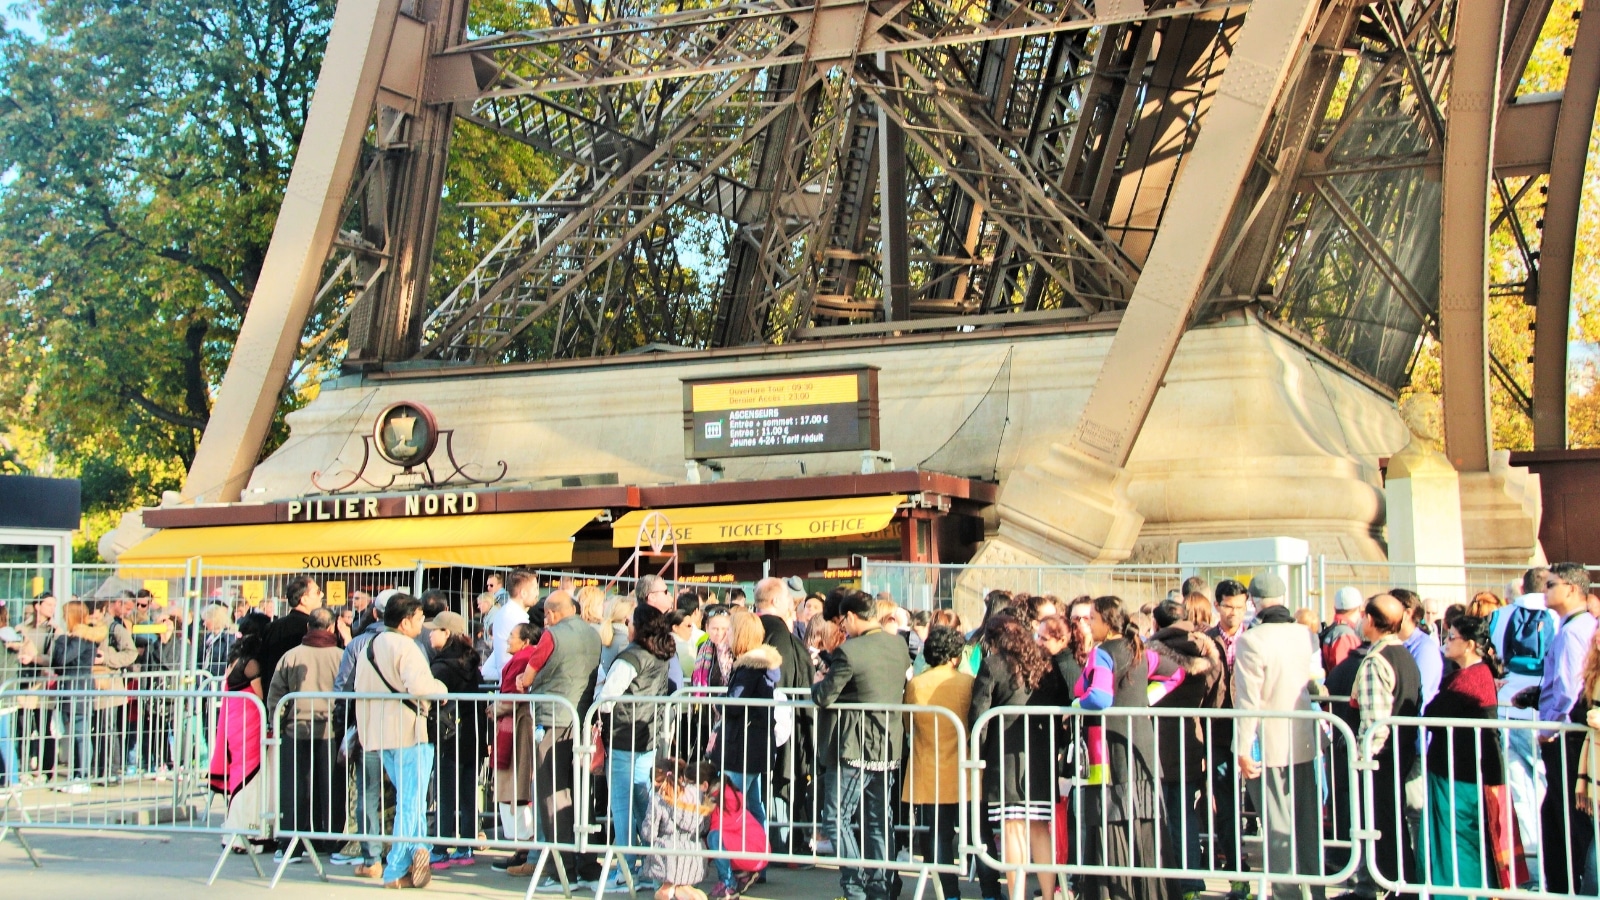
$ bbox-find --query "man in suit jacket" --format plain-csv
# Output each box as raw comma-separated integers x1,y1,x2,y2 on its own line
1233,572,1322,900
813,591,912,900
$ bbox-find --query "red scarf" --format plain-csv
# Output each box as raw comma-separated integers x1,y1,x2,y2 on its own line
500,645,536,694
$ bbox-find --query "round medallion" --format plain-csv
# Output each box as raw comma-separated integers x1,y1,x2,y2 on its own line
373,402,439,468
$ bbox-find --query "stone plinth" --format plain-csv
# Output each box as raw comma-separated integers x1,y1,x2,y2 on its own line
1384,394,1469,606
1459,450,1545,565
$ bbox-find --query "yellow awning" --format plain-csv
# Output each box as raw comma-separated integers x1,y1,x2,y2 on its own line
612,496,904,548
118,509,601,570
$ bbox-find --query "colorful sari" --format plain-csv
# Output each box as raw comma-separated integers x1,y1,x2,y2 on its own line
207,686,262,797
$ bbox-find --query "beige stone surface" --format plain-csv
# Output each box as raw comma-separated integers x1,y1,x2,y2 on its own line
125,314,1410,566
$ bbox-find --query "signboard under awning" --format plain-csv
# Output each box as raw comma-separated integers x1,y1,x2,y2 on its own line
118,509,601,570
611,496,904,548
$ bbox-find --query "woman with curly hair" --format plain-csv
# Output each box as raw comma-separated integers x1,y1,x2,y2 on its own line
969,614,1064,900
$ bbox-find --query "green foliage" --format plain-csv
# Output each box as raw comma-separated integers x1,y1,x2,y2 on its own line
0,0,334,522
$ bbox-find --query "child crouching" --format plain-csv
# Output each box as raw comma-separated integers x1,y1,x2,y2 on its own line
641,757,716,900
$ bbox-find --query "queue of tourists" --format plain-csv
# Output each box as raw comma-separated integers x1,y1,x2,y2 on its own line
4,563,1600,900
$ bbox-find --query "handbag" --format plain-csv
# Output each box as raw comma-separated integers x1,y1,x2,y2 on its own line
589,723,607,774
494,714,516,769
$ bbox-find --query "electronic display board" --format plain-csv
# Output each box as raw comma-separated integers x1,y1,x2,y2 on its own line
682,368,880,459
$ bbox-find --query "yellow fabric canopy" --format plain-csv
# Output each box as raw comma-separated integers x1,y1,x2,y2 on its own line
612,495,904,548
118,509,601,570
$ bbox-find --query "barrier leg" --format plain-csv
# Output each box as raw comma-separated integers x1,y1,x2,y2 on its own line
1,789,40,867
209,833,266,885
303,841,328,883
524,847,573,899
268,834,299,889
911,867,931,900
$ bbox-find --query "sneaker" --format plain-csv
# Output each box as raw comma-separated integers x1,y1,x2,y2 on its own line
448,851,476,867
708,885,733,900
60,783,90,795
383,874,417,889
330,852,365,866
506,863,538,878
407,848,433,889
581,873,627,892
733,871,760,893
354,863,385,880
273,849,305,864
536,876,566,890
812,837,834,855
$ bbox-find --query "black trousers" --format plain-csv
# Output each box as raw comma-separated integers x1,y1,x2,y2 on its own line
277,736,347,852
1541,733,1594,894
1370,757,1411,890
534,724,578,873
915,803,960,900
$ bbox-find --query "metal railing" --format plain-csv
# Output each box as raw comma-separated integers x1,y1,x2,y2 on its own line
859,559,1316,618
1360,714,1597,899
267,690,582,896
3,666,1595,900
577,691,969,900
0,685,268,877
966,705,1362,900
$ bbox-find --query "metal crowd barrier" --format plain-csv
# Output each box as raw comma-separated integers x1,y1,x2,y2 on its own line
0,686,268,878
1360,714,1596,900
966,705,1362,900
7,683,1599,900
268,691,582,897
578,691,968,900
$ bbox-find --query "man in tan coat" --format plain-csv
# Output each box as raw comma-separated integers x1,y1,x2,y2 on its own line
353,595,448,889
266,608,346,862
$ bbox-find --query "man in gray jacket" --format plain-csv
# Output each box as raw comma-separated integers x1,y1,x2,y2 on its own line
267,608,346,861
511,591,601,884
813,592,911,900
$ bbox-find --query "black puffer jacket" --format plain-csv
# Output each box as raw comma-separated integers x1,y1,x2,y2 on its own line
1146,622,1224,783
716,645,781,774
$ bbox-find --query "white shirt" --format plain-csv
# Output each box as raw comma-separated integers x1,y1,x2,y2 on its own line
479,601,529,681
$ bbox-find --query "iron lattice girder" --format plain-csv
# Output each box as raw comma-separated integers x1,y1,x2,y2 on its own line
421,70,805,361
437,0,1254,100
858,52,1138,310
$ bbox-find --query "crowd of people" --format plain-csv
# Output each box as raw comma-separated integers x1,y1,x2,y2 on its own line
6,562,1600,900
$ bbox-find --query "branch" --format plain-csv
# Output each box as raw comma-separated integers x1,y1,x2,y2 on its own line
119,389,209,432
155,248,251,318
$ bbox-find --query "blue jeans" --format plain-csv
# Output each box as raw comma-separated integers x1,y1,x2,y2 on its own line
380,744,435,883
609,748,654,870
726,771,765,828
0,710,18,786
835,764,892,900
61,699,93,780
709,829,737,889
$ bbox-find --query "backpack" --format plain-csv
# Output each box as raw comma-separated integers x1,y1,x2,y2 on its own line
709,783,768,872
1500,605,1555,677
1319,622,1357,671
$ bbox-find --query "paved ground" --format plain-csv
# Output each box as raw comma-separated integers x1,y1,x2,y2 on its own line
0,829,913,899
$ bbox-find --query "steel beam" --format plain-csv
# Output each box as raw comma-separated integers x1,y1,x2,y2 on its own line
1067,0,1319,467
1532,0,1600,449
181,0,402,503
439,0,1253,98
1438,0,1507,473
876,58,911,322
